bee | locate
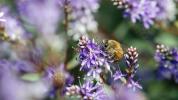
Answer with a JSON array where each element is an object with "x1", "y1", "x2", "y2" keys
[{"x1": 103, "y1": 40, "x2": 124, "y2": 61}]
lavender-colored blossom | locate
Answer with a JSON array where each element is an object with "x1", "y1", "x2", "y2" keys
[
  {"x1": 156, "y1": 0, "x2": 176, "y2": 22},
  {"x1": 0, "y1": 6, "x2": 28, "y2": 42},
  {"x1": 155, "y1": 44, "x2": 178, "y2": 83},
  {"x1": 125, "y1": 46, "x2": 139, "y2": 77},
  {"x1": 124, "y1": 46, "x2": 142, "y2": 90},
  {"x1": 17, "y1": 0, "x2": 67, "y2": 52},
  {"x1": 112, "y1": 0, "x2": 177, "y2": 28},
  {"x1": 44, "y1": 64, "x2": 74, "y2": 98},
  {"x1": 67, "y1": 0, "x2": 100, "y2": 40},
  {"x1": 0, "y1": 60, "x2": 50, "y2": 100},
  {"x1": 17, "y1": 0, "x2": 61, "y2": 34},
  {"x1": 0, "y1": 60, "x2": 36, "y2": 74},
  {"x1": 45, "y1": 64, "x2": 74, "y2": 87},
  {"x1": 80, "y1": 81, "x2": 106, "y2": 100},
  {"x1": 68, "y1": 14, "x2": 98, "y2": 40},
  {"x1": 78, "y1": 36, "x2": 110, "y2": 78},
  {"x1": 125, "y1": 0, "x2": 159, "y2": 28},
  {"x1": 112, "y1": 0, "x2": 159, "y2": 28},
  {"x1": 66, "y1": 80, "x2": 106, "y2": 100},
  {"x1": 113, "y1": 46, "x2": 142, "y2": 90},
  {"x1": 87, "y1": 67, "x2": 102, "y2": 78},
  {"x1": 65, "y1": 85, "x2": 81, "y2": 96},
  {"x1": 108, "y1": 84, "x2": 146, "y2": 100},
  {"x1": 113, "y1": 70, "x2": 125, "y2": 81}
]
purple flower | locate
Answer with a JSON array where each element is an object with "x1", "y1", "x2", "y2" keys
[
  {"x1": 126, "y1": 79, "x2": 142, "y2": 91},
  {"x1": 113, "y1": 46, "x2": 142, "y2": 91},
  {"x1": 67, "y1": 0, "x2": 100, "y2": 40},
  {"x1": 109, "y1": 84, "x2": 146, "y2": 100},
  {"x1": 87, "y1": 67, "x2": 102, "y2": 78},
  {"x1": 78, "y1": 36, "x2": 110, "y2": 78},
  {"x1": 0, "y1": 60, "x2": 50, "y2": 100},
  {"x1": 125, "y1": 46, "x2": 139, "y2": 77},
  {"x1": 113, "y1": 70, "x2": 125, "y2": 81},
  {"x1": 155, "y1": 44, "x2": 178, "y2": 83},
  {"x1": 66, "y1": 80, "x2": 106, "y2": 100},
  {"x1": 0, "y1": 60, "x2": 36, "y2": 74},
  {"x1": 124, "y1": 47, "x2": 142, "y2": 90},
  {"x1": 156, "y1": 0, "x2": 176, "y2": 22},
  {"x1": 80, "y1": 81, "x2": 106, "y2": 100},
  {"x1": 45, "y1": 64, "x2": 74, "y2": 87},
  {"x1": 44, "y1": 64, "x2": 74, "y2": 98},
  {"x1": 125, "y1": 0, "x2": 159, "y2": 28},
  {"x1": 17, "y1": 0, "x2": 61, "y2": 34},
  {"x1": 0, "y1": 6, "x2": 29, "y2": 42},
  {"x1": 112, "y1": 0, "x2": 176, "y2": 28}
]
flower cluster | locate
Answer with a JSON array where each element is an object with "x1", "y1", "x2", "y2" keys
[
  {"x1": 65, "y1": 80, "x2": 106, "y2": 100},
  {"x1": 17, "y1": 0, "x2": 99, "y2": 40},
  {"x1": 156, "y1": 0, "x2": 176, "y2": 22},
  {"x1": 0, "y1": 60, "x2": 51, "y2": 100},
  {"x1": 109, "y1": 84, "x2": 146, "y2": 100},
  {"x1": 59, "y1": 0, "x2": 99, "y2": 40},
  {"x1": 78, "y1": 36, "x2": 110, "y2": 78},
  {"x1": 17, "y1": 0, "x2": 67, "y2": 51},
  {"x1": 17, "y1": 0, "x2": 60, "y2": 34},
  {"x1": 111, "y1": 0, "x2": 177, "y2": 28},
  {"x1": 44, "y1": 64, "x2": 74, "y2": 98},
  {"x1": 70, "y1": 0, "x2": 99, "y2": 39},
  {"x1": 0, "y1": 7, "x2": 27, "y2": 42},
  {"x1": 45, "y1": 65, "x2": 73, "y2": 88},
  {"x1": 66, "y1": 0, "x2": 100, "y2": 40},
  {"x1": 113, "y1": 46, "x2": 142, "y2": 91},
  {"x1": 155, "y1": 44, "x2": 178, "y2": 83}
]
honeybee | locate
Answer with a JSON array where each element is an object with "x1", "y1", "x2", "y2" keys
[{"x1": 103, "y1": 40, "x2": 124, "y2": 61}]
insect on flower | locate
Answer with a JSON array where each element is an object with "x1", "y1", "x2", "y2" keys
[{"x1": 103, "y1": 40, "x2": 124, "y2": 61}]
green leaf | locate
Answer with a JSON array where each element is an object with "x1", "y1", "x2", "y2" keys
[{"x1": 21, "y1": 73, "x2": 41, "y2": 82}]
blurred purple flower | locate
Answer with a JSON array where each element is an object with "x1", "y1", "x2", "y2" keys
[
  {"x1": 80, "y1": 81, "x2": 106, "y2": 100},
  {"x1": 45, "y1": 64, "x2": 74, "y2": 86},
  {"x1": 112, "y1": 0, "x2": 177, "y2": 28},
  {"x1": 68, "y1": 0, "x2": 100, "y2": 40},
  {"x1": 0, "y1": 60, "x2": 50, "y2": 100},
  {"x1": 17, "y1": 0, "x2": 61, "y2": 34},
  {"x1": 0, "y1": 6, "x2": 29, "y2": 42},
  {"x1": 78, "y1": 36, "x2": 110, "y2": 78},
  {"x1": 156, "y1": 0, "x2": 176, "y2": 22},
  {"x1": 44, "y1": 64, "x2": 74, "y2": 97},
  {"x1": 155, "y1": 44, "x2": 178, "y2": 83},
  {"x1": 66, "y1": 80, "x2": 106, "y2": 100},
  {"x1": 0, "y1": 60, "x2": 36, "y2": 74},
  {"x1": 108, "y1": 84, "x2": 146, "y2": 100}
]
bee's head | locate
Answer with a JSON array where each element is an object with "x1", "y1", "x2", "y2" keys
[{"x1": 102, "y1": 40, "x2": 109, "y2": 48}]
